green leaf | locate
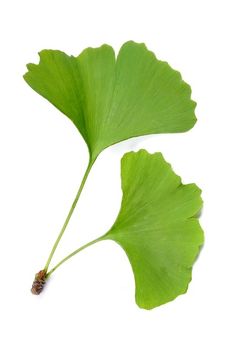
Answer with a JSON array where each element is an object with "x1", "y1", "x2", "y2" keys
[
  {"x1": 103, "y1": 150, "x2": 203, "y2": 309},
  {"x1": 24, "y1": 41, "x2": 196, "y2": 160}
]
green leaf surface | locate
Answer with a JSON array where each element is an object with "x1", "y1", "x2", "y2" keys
[
  {"x1": 103, "y1": 150, "x2": 203, "y2": 309},
  {"x1": 24, "y1": 41, "x2": 196, "y2": 160}
]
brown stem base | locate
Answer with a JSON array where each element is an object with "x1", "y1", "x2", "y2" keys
[{"x1": 31, "y1": 270, "x2": 47, "y2": 295}]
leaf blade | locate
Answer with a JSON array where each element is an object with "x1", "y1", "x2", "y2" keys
[
  {"x1": 104, "y1": 150, "x2": 203, "y2": 309},
  {"x1": 24, "y1": 42, "x2": 197, "y2": 158}
]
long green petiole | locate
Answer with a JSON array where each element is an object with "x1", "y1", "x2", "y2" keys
[
  {"x1": 46, "y1": 236, "x2": 105, "y2": 278},
  {"x1": 44, "y1": 158, "x2": 95, "y2": 272},
  {"x1": 31, "y1": 157, "x2": 96, "y2": 294}
]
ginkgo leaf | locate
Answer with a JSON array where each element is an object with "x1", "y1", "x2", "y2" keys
[
  {"x1": 102, "y1": 150, "x2": 203, "y2": 309},
  {"x1": 24, "y1": 41, "x2": 196, "y2": 160}
]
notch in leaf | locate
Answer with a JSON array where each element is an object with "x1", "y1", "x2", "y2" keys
[{"x1": 24, "y1": 41, "x2": 196, "y2": 161}]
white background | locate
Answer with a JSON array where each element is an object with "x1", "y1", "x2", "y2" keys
[{"x1": 0, "y1": 0, "x2": 235, "y2": 344}]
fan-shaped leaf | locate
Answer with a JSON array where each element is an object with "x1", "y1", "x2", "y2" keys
[
  {"x1": 102, "y1": 150, "x2": 203, "y2": 309},
  {"x1": 24, "y1": 41, "x2": 196, "y2": 160}
]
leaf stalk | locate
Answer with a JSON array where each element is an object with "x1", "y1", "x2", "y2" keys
[
  {"x1": 46, "y1": 236, "x2": 105, "y2": 278},
  {"x1": 43, "y1": 157, "x2": 95, "y2": 273}
]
